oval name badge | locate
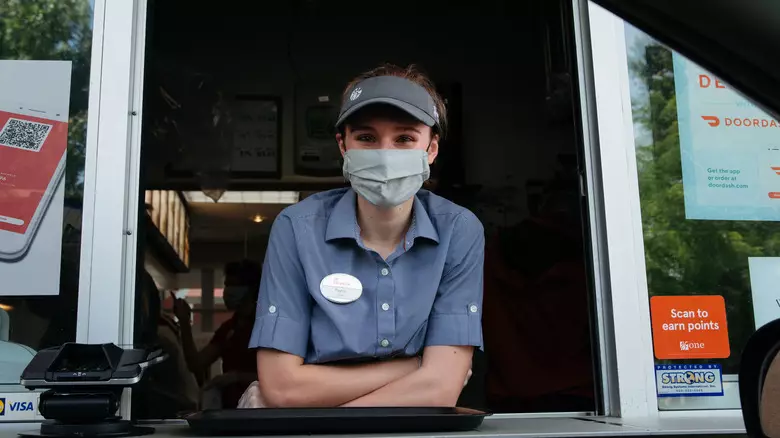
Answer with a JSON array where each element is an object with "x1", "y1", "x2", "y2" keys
[{"x1": 320, "y1": 273, "x2": 363, "y2": 304}]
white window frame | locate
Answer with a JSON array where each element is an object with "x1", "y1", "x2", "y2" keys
[
  {"x1": 80, "y1": 0, "x2": 147, "y2": 418},
  {"x1": 573, "y1": 1, "x2": 659, "y2": 418},
  {"x1": 114, "y1": 0, "x2": 649, "y2": 419},
  {"x1": 571, "y1": 0, "x2": 625, "y2": 417},
  {"x1": 77, "y1": 0, "x2": 143, "y2": 349},
  {"x1": 3, "y1": 0, "x2": 750, "y2": 424},
  {"x1": 110, "y1": 0, "x2": 745, "y2": 421}
]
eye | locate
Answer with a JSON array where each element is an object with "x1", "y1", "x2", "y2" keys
[
  {"x1": 355, "y1": 134, "x2": 375, "y2": 142},
  {"x1": 396, "y1": 135, "x2": 416, "y2": 143}
]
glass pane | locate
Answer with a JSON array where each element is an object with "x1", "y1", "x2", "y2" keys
[
  {"x1": 131, "y1": 0, "x2": 597, "y2": 418},
  {"x1": 625, "y1": 24, "x2": 779, "y2": 409},
  {"x1": 0, "y1": 0, "x2": 95, "y2": 388}
]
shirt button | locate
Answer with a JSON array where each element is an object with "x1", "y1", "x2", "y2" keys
[
  {"x1": 381, "y1": 303, "x2": 390, "y2": 311},
  {"x1": 469, "y1": 304, "x2": 478, "y2": 313},
  {"x1": 269, "y1": 305, "x2": 277, "y2": 314},
  {"x1": 380, "y1": 339, "x2": 390, "y2": 348},
  {"x1": 380, "y1": 268, "x2": 389, "y2": 276}
]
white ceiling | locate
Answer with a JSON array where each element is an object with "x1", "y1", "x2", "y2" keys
[
  {"x1": 188, "y1": 202, "x2": 282, "y2": 242},
  {"x1": 186, "y1": 191, "x2": 320, "y2": 243}
]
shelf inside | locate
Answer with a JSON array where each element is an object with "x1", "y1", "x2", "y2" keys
[{"x1": 144, "y1": 213, "x2": 189, "y2": 274}]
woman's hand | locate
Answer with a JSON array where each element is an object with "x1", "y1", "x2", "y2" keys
[
  {"x1": 237, "y1": 381, "x2": 266, "y2": 409},
  {"x1": 170, "y1": 292, "x2": 191, "y2": 324}
]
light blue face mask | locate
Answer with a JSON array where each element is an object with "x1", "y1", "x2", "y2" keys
[{"x1": 342, "y1": 149, "x2": 430, "y2": 208}]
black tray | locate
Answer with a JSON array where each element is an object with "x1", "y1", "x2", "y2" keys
[{"x1": 184, "y1": 407, "x2": 490, "y2": 435}]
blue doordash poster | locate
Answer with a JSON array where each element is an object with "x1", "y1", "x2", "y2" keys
[{"x1": 674, "y1": 53, "x2": 780, "y2": 221}]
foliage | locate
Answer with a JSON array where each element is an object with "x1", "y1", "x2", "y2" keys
[
  {"x1": 0, "y1": 0, "x2": 93, "y2": 201},
  {"x1": 628, "y1": 40, "x2": 780, "y2": 372}
]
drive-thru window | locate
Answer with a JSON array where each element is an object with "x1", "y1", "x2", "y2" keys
[{"x1": 0, "y1": 0, "x2": 775, "y2": 435}]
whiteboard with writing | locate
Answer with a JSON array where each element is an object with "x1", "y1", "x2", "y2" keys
[
  {"x1": 231, "y1": 97, "x2": 279, "y2": 174},
  {"x1": 748, "y1": 257, "x2": 780, "y2": 330}
]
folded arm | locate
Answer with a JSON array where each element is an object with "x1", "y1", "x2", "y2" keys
[
  {"x1": 255, "y1": 349, "x2": 419, "y2": 407},
  {"x1": 341, "y1": 345, "x2": 473, "y2": 407}
]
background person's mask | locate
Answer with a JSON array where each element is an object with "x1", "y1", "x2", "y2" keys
[
  {"x1": 343, "y1": 149, "x2": 430, "y2": 208},
  {"x1": 223, "y1": 286, "x2": 249, "y2": 311}
]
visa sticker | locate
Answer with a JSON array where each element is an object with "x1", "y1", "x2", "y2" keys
[
  {"x1": 0, "y1": 392, "x2": 39, "y2": 421},
  {"x1": 655, "y1": 364, "x2": 724, "y2": 397}
]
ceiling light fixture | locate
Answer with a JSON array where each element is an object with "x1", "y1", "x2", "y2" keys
[{"x1": 251, "y1": 215, "x2": 265, "y2": 223}]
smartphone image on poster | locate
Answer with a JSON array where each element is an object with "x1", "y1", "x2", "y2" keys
[{"x1": 0, "y1": 103, "x2": 68, "y2": 261}]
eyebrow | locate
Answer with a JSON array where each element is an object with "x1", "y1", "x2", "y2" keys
[
  {"x1": 397, "y1": 126, "x2": 422, "y2": 134},
  {"x1": 350, "y1": 125, "x2": 422, "y2": 134}
]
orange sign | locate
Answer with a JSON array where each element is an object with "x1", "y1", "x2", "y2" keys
[{"x1": 650, "y1": 295, "x2": 730, "y2": 360}]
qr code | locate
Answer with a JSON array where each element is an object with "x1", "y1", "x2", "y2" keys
[{"x1": 0, "y1": 118, "x2": 53, "y2": 152}]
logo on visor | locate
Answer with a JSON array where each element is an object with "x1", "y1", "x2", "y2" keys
[{"x1": 350, "y1": 87, "x2": 362, "y2": 101}]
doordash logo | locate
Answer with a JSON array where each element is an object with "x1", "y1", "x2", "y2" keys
[
  {"x1": 702, "y1": 115, "x2": 780, "y2": 128},
  {"x1": 701, "y1": 116, "x2": 720, "y2": 127}
]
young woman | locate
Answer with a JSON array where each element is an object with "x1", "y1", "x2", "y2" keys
[{"x1": 239, "y1": 64, "x2": 484, "y2": 408}]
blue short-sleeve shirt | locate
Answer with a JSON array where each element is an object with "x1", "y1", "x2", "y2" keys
[{"x1": 249, "y1": 188, "x2": 484, "y2": 364}]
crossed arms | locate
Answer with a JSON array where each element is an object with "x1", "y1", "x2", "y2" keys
[{"x1": 243, "y1": 345, "x2": 473, "y2": 408}]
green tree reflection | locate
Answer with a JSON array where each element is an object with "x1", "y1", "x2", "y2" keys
[
  {"x1": 628, "y1": 39, "x2": 780, "y2": 373},
  {"x1": 0, "y1": 0, "x2": 92, "y2": 201}
]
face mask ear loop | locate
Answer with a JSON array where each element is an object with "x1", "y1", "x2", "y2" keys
[
  {"x1": 342, "y1": 153, "x2": 351, "y2": 184},
  {"x1": 424, "y1": 141, "x2": 432, "y2": 174}
]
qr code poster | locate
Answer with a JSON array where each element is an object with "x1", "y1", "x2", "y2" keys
[
  {"x1": 0, "y1": 118, "x2": 53, "y2": 152},
  {"x1": 0, "y1": 60, "x2": 71, "y2": 296}
]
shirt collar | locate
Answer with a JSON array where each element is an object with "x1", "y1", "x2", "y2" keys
[
  {"x1": 325, "y1": 189, "x2": 439, "y2": 244},
  {"x1": 325, "y1": 189, "x2": 360, "y2": 241},
  {"x1": 410, "y1": 194, "x2": 439, "y2": 243}
]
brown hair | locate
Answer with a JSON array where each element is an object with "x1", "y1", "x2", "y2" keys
[{"x1": 341, "y1": 63, "x2": 448, "y2": 138}]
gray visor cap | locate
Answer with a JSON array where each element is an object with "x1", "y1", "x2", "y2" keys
[{"x1": 335, "y1": 76, "x2": 440, "y2": 130}]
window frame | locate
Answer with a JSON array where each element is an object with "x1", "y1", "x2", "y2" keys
[
  {"x1": 114, "y1": 0, "x2": 748, "y2": 421},
  {"x1": 78, "y1": 0, "x2": 146, "y2": 347},
  {"x1": 5, "y1": 0, "x2": 758, "y2": 424},
  {"x1": 80, "y1": 0, "x2": 147, "y2": 418},
  {"x1": 572, "y1": 0, "x2": 658, "y2": 417},
  {"x1": 114, "y1": 0, "x2": 628, "y2": 419}
]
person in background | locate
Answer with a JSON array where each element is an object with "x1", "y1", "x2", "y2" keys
[{"x1": 173, "y1": 259, "x2": 261, "y2": 408}]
